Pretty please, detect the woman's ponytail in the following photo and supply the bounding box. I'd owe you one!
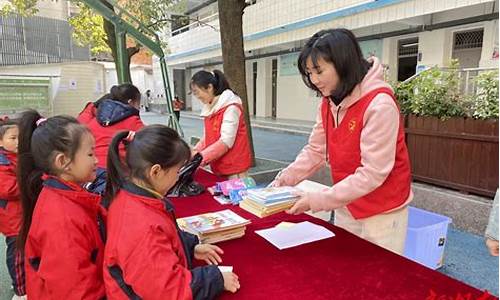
[212,69,231,95]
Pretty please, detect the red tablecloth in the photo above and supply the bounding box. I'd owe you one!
[171,170,495,300]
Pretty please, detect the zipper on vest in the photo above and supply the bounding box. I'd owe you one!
[325,107,329,163]
[336,106,341,128]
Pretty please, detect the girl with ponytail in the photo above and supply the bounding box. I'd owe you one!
[17,110,105,299]
[77,83,144,195]
[190,69,252,179]
[103,125,240,299]
[77,83,144,169]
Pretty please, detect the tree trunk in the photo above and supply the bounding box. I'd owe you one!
[100,0,139,84]
[217,0,256,165]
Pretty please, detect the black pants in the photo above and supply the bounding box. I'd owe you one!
[6,236,25,296]
[174,111,180,121]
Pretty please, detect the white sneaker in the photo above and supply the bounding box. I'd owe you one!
[11,295,27,300]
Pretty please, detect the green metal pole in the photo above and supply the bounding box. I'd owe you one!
[81,0,183,135]
[115,26,129,84]
[160,56,183,136]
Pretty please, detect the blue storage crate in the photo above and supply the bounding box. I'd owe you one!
[403,206,452,270]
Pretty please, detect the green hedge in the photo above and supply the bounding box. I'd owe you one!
[392,61,499,120]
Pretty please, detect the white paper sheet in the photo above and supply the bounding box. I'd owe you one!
[255,221,335,250]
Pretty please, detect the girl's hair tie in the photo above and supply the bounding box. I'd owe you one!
[126,131,136,142]
[36,118,47,127]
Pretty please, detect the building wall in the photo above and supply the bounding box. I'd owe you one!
[130,68,155,95]
[418,29,449,68]
[166,1,498,121]
[0,0,70,20]
[55,63,106,116]
[245,60,254,115]
[418,19,497,69]
[382,36,399,82]
[36,0,70,21]
[169,18,498,121]
[255,58,272,117]
[168,0,492,65]
[0,62,106,116]
[276,70,319,121]
[103,64,155,97]
[479,19,499,68]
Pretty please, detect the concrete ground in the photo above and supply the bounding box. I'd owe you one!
[0,111,497,299]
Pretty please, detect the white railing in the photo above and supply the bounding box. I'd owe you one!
[170,13,220,37]
[168,13,220,55]
[456,67,498,95]
[403,66,498,95]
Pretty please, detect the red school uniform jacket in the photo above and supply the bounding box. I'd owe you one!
[78,99,144,168]
[0,148,22,237]
[25,176,106,300]
[104,182,223,300]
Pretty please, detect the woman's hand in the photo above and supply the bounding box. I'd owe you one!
[268,171,284,187]
[268,180,281,187]
[286,190,311,215]
[222,272,240,293]
[194,244,223,265]
[486,238,499,256]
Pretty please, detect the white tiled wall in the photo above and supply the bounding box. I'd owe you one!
[168,0,489,65]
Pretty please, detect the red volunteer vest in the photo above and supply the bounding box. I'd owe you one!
[204,103,252,176]
[321,87,411,219]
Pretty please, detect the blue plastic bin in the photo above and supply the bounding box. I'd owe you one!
[403,206,452,270]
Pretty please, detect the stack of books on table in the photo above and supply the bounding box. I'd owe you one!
[209,177,257,205]
[177,209,251,244]
[239,186,299,218]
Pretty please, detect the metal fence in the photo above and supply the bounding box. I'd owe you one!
[0,15,90,66]
[404,66,498,96]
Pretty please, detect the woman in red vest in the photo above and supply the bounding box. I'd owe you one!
[191,70,252,179]
[272,28,412,255]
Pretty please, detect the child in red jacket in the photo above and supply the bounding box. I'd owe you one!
[0,117,26,299]
[78,83,144,168]
[78,84,144,196]
[103,126,240,300]
[17,110,105,299]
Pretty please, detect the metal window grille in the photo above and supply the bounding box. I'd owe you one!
[454,29,483,50]
[398,38,418,57]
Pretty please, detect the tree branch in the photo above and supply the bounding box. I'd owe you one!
[147,16,219,32]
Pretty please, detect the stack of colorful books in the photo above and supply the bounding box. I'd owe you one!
[208,177,257,205]
[177,209,251,243]
[239,186,299,218]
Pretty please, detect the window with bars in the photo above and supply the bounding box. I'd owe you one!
[398,38,418,57]
[453,29,484,50]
